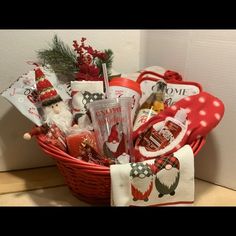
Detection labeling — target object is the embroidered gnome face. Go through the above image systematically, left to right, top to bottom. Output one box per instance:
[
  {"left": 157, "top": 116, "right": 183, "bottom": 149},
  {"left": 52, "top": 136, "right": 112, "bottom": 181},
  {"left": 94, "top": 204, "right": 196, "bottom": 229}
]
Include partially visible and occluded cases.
[
  {"left": 35, "top": 67, "right": 73, "bottom": 135},
  {"left": 154, "top": 154, "right": 180, "bottom": 198},
  {"left": 130, "top": 163, "right": 153, "bottom": 202}
]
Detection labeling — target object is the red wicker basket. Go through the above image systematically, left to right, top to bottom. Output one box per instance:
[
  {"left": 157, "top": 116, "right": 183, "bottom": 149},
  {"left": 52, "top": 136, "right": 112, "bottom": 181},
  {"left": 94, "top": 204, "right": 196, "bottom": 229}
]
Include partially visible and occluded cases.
[
  {"left": 36, "top": 70, "right": 206, "bottom": 205},
  {"left": 37, "top": 135, "right": 206, "bottom": 205}
]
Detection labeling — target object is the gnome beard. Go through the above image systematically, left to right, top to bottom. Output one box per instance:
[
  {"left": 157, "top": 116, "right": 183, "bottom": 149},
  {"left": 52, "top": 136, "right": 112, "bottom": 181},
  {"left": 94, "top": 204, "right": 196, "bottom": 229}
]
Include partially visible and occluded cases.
[
  {"left": 44, "top": 101, "right": 73, "bottom": 135},
  {"left": 130, "top": 163, "right": 154, "bottom": 202},
  {"left": 155, "top": 166, "right": 180, "bottom": 197},
  {"left": 131, "top": 175, "right": 153, "bottom": 195}
]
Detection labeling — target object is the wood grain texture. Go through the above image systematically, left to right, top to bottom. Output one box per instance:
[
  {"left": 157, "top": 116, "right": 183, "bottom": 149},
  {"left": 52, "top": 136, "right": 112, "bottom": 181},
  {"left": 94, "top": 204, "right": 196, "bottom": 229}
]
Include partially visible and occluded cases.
[
  {"left": 0, "top": 166, "right": 65, "bottom": 194},
  {"left": 0, "top": 166, "right": 235, "bottom": 206}
]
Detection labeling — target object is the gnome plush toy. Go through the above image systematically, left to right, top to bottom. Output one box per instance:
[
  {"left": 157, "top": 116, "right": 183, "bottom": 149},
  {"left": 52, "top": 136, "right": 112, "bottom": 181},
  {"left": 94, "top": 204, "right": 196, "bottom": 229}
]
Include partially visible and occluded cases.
[{"left": 23, "top": 67, "right": 73, "bottom": 143}]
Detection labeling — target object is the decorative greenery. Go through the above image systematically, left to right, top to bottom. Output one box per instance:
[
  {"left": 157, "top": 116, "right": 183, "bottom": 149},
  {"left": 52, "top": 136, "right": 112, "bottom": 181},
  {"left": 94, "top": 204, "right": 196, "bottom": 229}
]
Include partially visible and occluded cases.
[
  {"left": 37, "top": 35, "right": 114, "bottom": 82},
  {"left": 37, "top": 35, "right": 78, "bottom": 78},
  {"left": 96, "top": 49, "right": 113, "bottom": 77}
]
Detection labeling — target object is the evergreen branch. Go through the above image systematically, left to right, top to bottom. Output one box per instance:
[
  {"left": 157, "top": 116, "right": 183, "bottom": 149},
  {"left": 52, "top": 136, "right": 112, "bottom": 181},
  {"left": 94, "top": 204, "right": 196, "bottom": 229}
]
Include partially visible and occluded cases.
[
  {"left": 37, "top": 35, "right": 78, "bottom": 77},
  {"left": 95, "top": 49, "right": 114, "bottom": 78}
]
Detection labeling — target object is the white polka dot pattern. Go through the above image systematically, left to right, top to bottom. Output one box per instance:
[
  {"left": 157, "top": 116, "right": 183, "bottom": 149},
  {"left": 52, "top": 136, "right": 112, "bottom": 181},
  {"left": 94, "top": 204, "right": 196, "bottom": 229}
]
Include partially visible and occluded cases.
[
  {"left": 133, "top": 91, "right": 224, "bottom": 160},
  {"left": 184, "top": 97, "right": 191, "bottom": 101},
  {"left": 198, "top": 97, "right": 205, "bottom": 103},
  {"left": 213, "top": 100, "right": 220, "bottom": 107},
  {"left": 171, "top": 105, "right": 177, "bottom": 110},
  {"left": 185, "top": 108, "right": 191, "bottom": 113},
  {"left": 199, "top": 110, "right": 206, "bottom": 116},
  {"left": 214, "top": 113, "right": 221, "bottom": 120},
  {"left": 200, "top": 120, "right": 207, "bottom": 127}
]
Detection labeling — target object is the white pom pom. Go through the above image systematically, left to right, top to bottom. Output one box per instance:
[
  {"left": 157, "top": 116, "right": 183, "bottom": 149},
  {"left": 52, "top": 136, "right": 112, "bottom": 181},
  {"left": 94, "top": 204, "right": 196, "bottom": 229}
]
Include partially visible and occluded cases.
[{"left": 23, "top": 133, "right": 31, "bottom": 140}]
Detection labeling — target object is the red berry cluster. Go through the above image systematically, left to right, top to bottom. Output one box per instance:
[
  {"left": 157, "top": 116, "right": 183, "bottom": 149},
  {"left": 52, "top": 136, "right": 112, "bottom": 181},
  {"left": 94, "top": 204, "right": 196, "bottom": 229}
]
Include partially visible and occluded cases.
[{"left": 73, "top": 37, "right": 107, "bottom": 81}]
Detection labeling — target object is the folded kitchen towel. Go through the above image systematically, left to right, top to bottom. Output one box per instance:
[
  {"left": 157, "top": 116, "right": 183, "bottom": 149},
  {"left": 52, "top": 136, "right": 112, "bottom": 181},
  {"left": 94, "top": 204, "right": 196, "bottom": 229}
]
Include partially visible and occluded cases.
[{"left": 110, "top": 145, "right": 194, "bottom": 206}]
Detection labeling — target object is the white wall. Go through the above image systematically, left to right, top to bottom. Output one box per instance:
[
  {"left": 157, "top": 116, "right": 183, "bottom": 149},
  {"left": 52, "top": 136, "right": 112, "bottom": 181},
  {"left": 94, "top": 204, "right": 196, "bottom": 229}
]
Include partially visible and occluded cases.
[
  {"left": 0, "top": 30, "right": 141, "bottom": 171},
  {"left": 143, "top": 30, "right": 236, "bottom": 190}
]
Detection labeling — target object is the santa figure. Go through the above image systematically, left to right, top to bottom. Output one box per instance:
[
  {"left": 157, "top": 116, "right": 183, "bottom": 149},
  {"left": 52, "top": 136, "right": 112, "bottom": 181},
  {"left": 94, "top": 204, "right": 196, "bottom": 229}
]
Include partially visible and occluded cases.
[
  {"left": 23, "top": 67, "right": 73, "bottom": 147},
  {"left": 153, "top": 154, "right": 180, "bottom": 198},
  {"left": 130, "top": 163, "right": 153, "bottom": 202}
]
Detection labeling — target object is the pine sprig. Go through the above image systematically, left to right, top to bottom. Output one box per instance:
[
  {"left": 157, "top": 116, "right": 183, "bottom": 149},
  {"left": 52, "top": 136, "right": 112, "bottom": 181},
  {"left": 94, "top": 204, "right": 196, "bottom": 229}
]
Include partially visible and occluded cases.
[
  {"left": 37, "top": 35, "right": 78, "bottom": 78},
  {"left": 37, "top": 35, "right": 114, "bottom": 82},
  {"left": 95, "top": 49, "right": 114, "bottom": 78}
]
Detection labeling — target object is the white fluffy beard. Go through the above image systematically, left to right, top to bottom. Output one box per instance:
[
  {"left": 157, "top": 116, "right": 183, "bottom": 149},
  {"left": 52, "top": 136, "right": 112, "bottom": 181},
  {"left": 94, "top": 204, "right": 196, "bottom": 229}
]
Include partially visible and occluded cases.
[
  {"left": 45, "top": 103, "right": 73, "bottom": 134},
  {"left": 106, "top": 141, "right": 119, "bottom": 153},
  {"left": 156, "top": 167, "right": 179, "bottom": 189},
  {"left": 131, "top": 175, "right": 153, "bottom": 193}
]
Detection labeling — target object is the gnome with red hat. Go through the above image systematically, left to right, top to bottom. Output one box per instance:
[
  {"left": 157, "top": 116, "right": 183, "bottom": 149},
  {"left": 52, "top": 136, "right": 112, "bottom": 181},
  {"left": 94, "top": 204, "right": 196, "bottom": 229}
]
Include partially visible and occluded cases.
[
  {"left": 23, "top": 67, "right": 73, "bottom": 142},
  {"left": 103, "top": 123, "right": 130, "bottom": 164},
  {"left": 104, "top": 123, "right": 120, "bottom": 154}
]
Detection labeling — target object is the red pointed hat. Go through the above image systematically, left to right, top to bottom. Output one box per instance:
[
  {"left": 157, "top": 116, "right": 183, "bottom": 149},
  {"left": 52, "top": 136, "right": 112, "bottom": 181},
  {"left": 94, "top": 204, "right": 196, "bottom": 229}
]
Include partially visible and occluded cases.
[
  {"left": 35, "top": 67, "right": 62, "bottom": 106},
  {"left": 108, "top": 123, "right": 119, "bottom": 143}
]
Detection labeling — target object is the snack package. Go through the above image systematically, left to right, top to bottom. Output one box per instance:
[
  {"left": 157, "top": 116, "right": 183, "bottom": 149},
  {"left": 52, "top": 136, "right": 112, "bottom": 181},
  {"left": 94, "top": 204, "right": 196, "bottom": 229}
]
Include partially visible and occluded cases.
[{"left": 0, "top": 66, "right": 71, "bottom": 126}]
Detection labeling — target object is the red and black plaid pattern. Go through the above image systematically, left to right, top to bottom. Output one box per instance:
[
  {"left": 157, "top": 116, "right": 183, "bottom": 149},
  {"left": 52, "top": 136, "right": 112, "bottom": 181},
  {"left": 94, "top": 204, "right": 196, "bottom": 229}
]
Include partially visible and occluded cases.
[{"left": 154, "top": 154, "right": 180, "bottom": 171}]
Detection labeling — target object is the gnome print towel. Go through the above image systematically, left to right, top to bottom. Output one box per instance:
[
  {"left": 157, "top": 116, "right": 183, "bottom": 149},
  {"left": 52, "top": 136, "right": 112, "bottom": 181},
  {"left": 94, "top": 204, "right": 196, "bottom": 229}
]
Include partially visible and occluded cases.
[{"left": 110, "top": 145, "right": 194, "bottom": 206}]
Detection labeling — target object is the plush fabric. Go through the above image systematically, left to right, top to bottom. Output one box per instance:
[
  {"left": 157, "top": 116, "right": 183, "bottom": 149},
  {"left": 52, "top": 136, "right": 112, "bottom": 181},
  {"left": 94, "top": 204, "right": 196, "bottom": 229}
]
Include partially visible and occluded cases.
[{"left": 133, "top": 92, "right": 225, "bottom": 162}]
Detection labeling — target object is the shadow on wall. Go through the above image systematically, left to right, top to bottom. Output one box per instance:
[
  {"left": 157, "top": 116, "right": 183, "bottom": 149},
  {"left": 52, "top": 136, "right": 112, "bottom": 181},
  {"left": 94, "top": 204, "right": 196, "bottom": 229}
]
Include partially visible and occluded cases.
[
  {"left": 0, "top": 107, "right": 55, "bottom": 171},
  {"left": 194, "top": 133, "right": 219, "bottom": 185},
  {"left": 194, "top": 133, "right": 220, "bottom": 202}
]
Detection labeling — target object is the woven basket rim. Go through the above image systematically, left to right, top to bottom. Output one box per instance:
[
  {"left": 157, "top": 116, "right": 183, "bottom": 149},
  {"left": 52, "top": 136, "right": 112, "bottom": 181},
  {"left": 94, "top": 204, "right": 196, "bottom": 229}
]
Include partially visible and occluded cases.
[{"left": 37, "top": 134, "right": 206, "bottom": 170}]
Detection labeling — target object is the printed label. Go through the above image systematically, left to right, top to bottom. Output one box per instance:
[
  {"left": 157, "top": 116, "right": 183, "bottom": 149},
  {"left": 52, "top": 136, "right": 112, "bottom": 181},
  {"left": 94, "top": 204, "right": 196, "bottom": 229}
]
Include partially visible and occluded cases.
[
  {"left": 140, "top": 82, "right": 200, "bottom": 106},
  {"left": 133, "top": 109, "right": 157, "bottom": 131},
  {"left": 159, "top": 126, "right": 175, "bottom": 143},
  {"left": 140, "top": 127, "right": 165, "bottom": 151}
]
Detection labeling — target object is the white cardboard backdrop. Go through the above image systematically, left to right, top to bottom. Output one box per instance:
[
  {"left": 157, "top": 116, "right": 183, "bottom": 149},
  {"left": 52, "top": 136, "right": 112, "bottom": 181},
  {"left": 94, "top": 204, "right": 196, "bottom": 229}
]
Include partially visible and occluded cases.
[
  {"left": 0, "top": 30, "right": 141, "bottom": 171},
  {"left": 143, "top": 30, "right": 236, "bottom": 190}
]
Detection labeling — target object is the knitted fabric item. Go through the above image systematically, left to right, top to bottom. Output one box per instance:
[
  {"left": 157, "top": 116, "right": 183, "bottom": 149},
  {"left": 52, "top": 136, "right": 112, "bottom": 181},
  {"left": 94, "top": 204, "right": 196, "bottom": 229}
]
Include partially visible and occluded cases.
[
  {"left": 35, "top": 67, "right": 62, "bottom": 106},
  {"left": 133, "top": 92, "right": 225, "bottom": 161}
]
